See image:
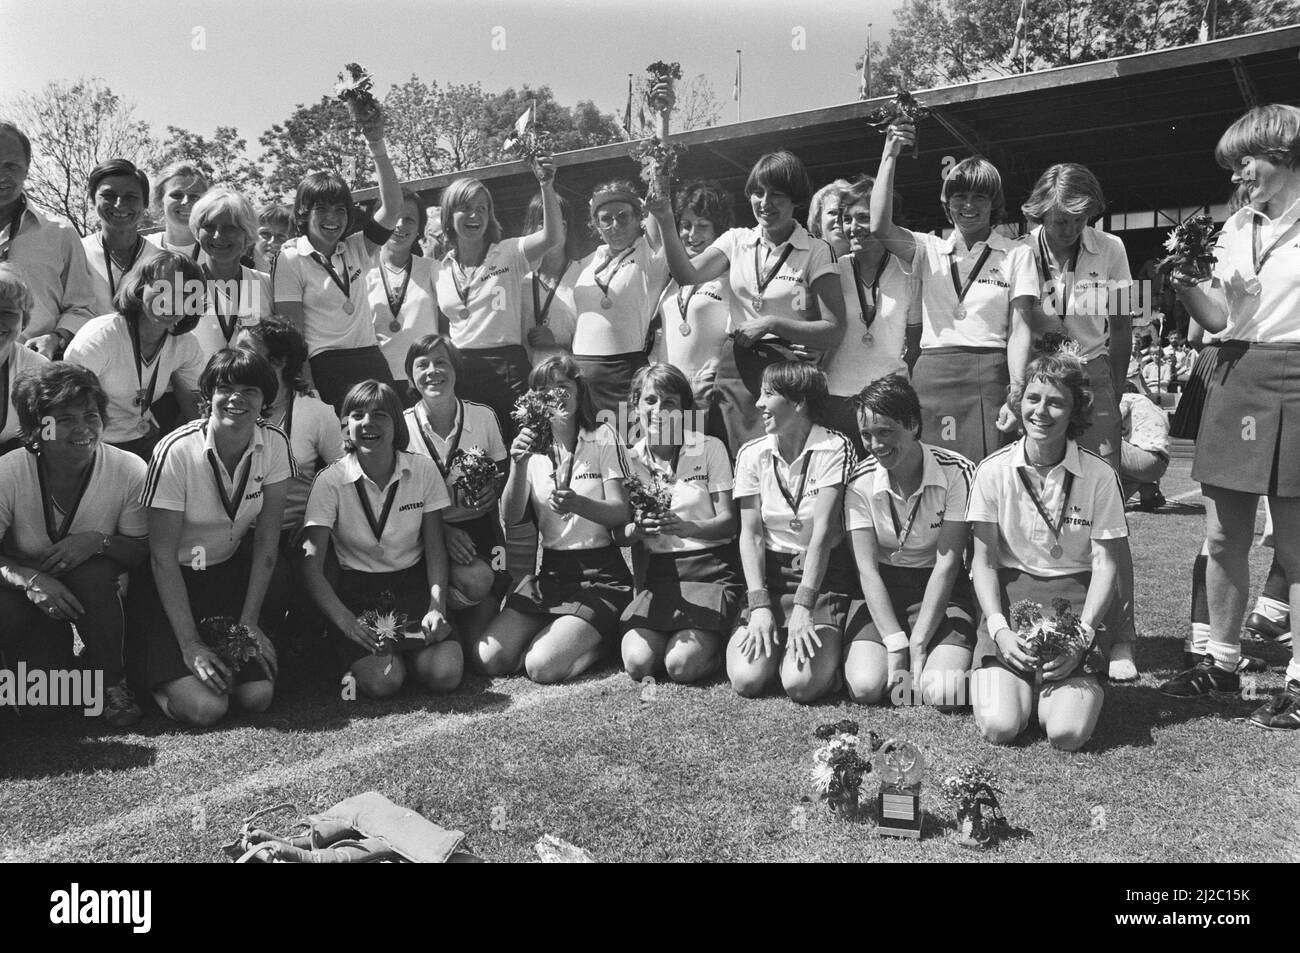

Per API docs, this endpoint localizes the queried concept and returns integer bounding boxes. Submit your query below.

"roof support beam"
[1229,58,1260,109]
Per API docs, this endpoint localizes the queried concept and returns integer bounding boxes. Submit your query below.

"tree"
[382,75,449,181]
[673,74,723,132]
[152,125,265,203]
[258,97,375,200]
[431,82,494,171]
[483,85,624,159]
[6,77,154,235]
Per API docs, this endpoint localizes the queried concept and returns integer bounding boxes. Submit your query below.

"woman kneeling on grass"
[967,349,1125,751]
[301,381,461,699]
[619,363,743,684]
[729,362,856,703]
[843,374,976,708]
[473,356,633,683]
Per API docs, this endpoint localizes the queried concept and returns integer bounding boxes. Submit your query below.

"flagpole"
[735,49,742,122]
[866,23,872,99]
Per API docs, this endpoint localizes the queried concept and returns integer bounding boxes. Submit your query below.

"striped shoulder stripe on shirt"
[462,399,505,440]
[970,442,1016,479]
[826,428,856,484]
[736,435,768,464]
[930,446,975,495]
[848,456,879,483]
[261,421,299,479]
[1077,445,1126,498]
[140,420,206,506]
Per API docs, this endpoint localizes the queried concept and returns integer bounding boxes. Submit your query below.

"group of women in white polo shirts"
[2,102,1297,742]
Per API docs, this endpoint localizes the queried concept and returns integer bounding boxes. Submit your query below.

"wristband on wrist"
[882,630,910,653]
[987,613,1009,638]
[1079,620,1096,649]
[746,589,772,611]
[793,585,818,610]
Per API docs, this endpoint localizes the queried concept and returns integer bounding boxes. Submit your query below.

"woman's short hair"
[404,333,462,384]
[854,373,922,439]
[340,380,410,452]
[1021,163,1107,224]
[745,151,814,207]
[588,179,644,229]
[524,190,585,261]
[629,362,696,413]
[761,361,828,424]
[1215,103,1300,172]
[440,178,502,251]
[395,188,429,255]
[190,187,258,253]
[941,157,1007,224]
[1008,351,1094,439]
[674,179,735,232]
[0,262,34,330]
[86,158,149,203]
[257,203,295,233]
[12,362,109,445]
[113,251,205,336]
[241,315,309,395]
[530,354,599,433]
[293,171,355,236]
[150,161,209,212]
[807,179,850,236]
[198,347,279,411]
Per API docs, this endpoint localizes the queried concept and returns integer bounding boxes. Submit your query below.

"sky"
[1,0,898,151]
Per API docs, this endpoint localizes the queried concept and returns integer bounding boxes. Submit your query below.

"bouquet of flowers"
[631,61,687,196]
[866,90,931,156]
[450,446,499,506]
[810,720,882,818]
[939,765,1007,849]
[1033,330,1082,358]
[1157,213,1218,280]
[624,471,674,522]
[502,116,555,168]
[200,616,260,674]
[511,387,568,455]
[334,63,382,125]
[358,591,409,659]
[1010,598,1089,664]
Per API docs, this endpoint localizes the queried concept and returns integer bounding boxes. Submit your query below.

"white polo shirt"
[267,391,345,531]
[6,200,98,341]
[523,422,629,550]
[145,232,200,260]
[64,313,205,445]
[825,251,915,396]
[404,399,507,524]
[966,438,1127,576]
[1022,225,1132,362]
[732,424,855,555]
[368,254,440,380]
[901,230,1038,349]
[572,237,671,355]
[627,434,733,555]
[1212,199,1300,343]
[0,444,148,562]
[142,420,295,567]
[273,234,378,357]
[191,267,274,361]
[521,261,579,362]
[435,238,530,350]
[844,442,973,569]
[653,278,733,394]
[81,233,164,316]
[305,450,451,573]
[710,224,837,336]
[0,343,48,442]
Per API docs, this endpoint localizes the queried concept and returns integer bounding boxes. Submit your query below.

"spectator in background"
[0,120,97,358]
[1164,330,1193,392]
[146,162,210,260]
[808,178,851,257]
[0,264,48,454]
[1119,382,1170,510]
[1139,335,1168,394]
[253,203,295,277]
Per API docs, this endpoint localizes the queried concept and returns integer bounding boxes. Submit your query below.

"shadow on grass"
[1,732,157,780]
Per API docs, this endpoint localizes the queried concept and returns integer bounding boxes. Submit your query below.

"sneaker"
[1159,657,1241,698]
[103,681,142,728]
[1135,489,1167,512]
[1248,681,1300,730]
[1109,657,1139,681]
[1243,612,1291,644]
[1182,652,1265,674]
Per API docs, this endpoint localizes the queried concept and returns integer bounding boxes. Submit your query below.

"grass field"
[3,459,1298,863]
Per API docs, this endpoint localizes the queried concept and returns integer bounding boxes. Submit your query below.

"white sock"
[1206,639,1241,673]
[1254,595,1289,625]
[1187,622,1210,656]
[1286,659,1300,687]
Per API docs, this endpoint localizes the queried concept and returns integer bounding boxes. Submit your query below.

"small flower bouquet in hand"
[624,472,674,521]
[358,591,409,657]
[334,62,382,125]
[450,446,499,507]
[631,61,686,197]
[810,720,881,818]
[1009,597,1102,675]
[503,122,555,168]
[867,90,931,156]
[200,616,260,674]
[511,387,567,455]
[940,765,1007,849]
[1032,330,1082,358]
[1157,213,1218,280]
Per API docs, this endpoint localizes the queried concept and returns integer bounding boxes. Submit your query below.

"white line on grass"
[4,672,626,863]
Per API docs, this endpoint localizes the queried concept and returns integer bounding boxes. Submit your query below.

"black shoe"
[1248,681,1300,730]
[1159,657,1241,698]
[1182,651,1264,674]
[1135,489,1167,512]
[1243,612,1293,645]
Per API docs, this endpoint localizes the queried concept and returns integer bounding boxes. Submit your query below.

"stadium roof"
[357,25,1300,236]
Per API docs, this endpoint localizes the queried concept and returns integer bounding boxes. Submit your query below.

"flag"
[733,50,742,101]
[859,45,870,100]
[502,103,533,152]
[1199,0,1217,42]
[1008,0,1028,62]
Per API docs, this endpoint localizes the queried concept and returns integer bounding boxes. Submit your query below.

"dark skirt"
[328,559,431,668]
[714,336,797,452]
[447,509,511,598]
[1192,341,1300,495]
[458,345,530,444]
[573,351,648,425]
[505,546,634,651]
[736,547,854,631]
[973,567,1108,684]
[913,345,1010,465]
[1169,343,1220,440]
[311,346,395,412]
[620,542,744,634]
[845,563,977,653]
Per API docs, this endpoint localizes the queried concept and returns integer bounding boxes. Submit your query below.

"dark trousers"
[310,346,395,412]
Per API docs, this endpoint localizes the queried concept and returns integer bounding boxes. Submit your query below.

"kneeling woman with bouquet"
[967,349,1126,750]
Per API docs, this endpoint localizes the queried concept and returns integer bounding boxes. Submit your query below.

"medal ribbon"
[36,452,96,542]
[770,454,811,522]
[0,197,26,262]
[675,283,702,330]
[751,242,795,302]
[450,252,487,311]
[380,258,412,320]
[126,318,164,421]
[1034,232,1080,317]
[1016,466,1075,550]
[416,401,464,478]
[532,266,564,326]
[354,477,400,547]
[1251,214,1300,277]
[206,448,253,523]
[948,244,994,308]
[207,272,242,344]
[852,252,891,332]
[309,249,352,304]
[887,491,925,553]
[102,235,144,300]
[593,241,639,302]
[0,357,9,437]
